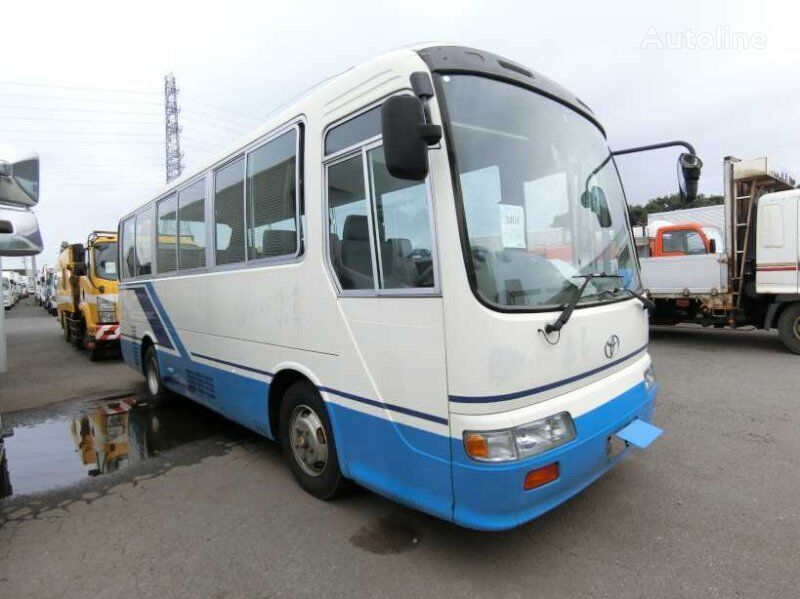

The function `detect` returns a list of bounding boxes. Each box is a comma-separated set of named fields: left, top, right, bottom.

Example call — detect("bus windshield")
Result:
left=440, top=74, right=640, bottom=310
left=93, top=242, right=119, bottom=281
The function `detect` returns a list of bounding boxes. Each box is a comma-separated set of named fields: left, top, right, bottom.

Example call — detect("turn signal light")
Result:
left=464, top=433, right=489, bottom=459
left=524, top=462, right=559, bottom=490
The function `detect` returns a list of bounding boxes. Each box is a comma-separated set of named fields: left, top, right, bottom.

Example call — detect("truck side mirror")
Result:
left=381, top=95, right=433, bottom=181
left=708, top=238, right=717, bottom=254
left=678, top=153, right=702, bottom=201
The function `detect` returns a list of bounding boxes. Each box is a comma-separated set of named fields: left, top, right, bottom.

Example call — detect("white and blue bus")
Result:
left=118, top=45, right=688, bottom=530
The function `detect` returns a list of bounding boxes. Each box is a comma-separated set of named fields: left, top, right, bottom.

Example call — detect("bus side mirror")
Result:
left=678, top=153, right=702, bottom=201
left=708, top=238, right=717, bottom=254
left=0, top=205, right=43, bottom=256
left=0, top=148, right=40, bottom=207
left=381, top=95, right=433, bottom=181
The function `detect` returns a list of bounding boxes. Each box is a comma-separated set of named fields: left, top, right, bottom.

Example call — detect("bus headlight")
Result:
left=97, top=297, right=116, bottom=323
left=464, top=412, right=576, bottom=463
left=644, top=364, right=656, bottom=392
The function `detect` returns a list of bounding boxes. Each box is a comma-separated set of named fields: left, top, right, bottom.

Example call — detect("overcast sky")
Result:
left=2, top=0, right=798, bottom=269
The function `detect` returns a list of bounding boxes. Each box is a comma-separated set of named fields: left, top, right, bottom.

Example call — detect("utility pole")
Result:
left=164, top=73, right=184, bottom=184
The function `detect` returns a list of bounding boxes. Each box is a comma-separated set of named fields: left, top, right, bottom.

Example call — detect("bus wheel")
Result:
left=778, top=303, right=800, bottom=355
left=279, top=381, right=345, bottom=500
left=143, top=346, right=171, bottom=405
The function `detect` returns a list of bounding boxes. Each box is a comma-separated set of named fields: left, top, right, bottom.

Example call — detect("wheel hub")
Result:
left=289, top=405, right=328, bottom=477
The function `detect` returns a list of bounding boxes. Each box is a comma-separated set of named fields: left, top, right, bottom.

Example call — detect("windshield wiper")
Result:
left=544, top=272, right=621, bottom=334
left=615, top=286, right=656, bottom=311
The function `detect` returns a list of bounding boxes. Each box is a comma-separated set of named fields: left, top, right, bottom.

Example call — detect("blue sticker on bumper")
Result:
left=615, top=418, right=662, bottom=449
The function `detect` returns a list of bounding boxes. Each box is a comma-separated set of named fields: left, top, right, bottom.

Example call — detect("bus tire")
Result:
left=777, top=303, right=800, bottom=355
left=143, top=345, right=171, bottom=405
left=279, top=381, right=345, bottom=500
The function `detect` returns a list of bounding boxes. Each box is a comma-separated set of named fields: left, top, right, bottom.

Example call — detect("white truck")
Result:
left=639, top=156, right=800, bottom=353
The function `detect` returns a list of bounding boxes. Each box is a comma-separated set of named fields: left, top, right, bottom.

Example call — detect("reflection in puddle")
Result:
left=0, top=396, right=243, bottom=499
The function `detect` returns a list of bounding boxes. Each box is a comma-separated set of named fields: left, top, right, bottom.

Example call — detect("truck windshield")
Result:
left=440, top=74, right=640, bottom=310
left=94, top=242, right=118, bottom=281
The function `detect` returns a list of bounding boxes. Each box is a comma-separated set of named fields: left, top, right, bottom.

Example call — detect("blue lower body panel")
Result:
left=122, top=335, right=657, bottom=531
left=450, top=382, right=657, bottom=531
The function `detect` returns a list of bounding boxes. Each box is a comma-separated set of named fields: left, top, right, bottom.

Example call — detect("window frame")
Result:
left=175, top=175, right=210, bottom=273
left=212, top=154, right=247, bottom=268
left=322, top=95, right=441, bottom=298
left=155, top=193, right=178, bottom=275
left=244, top=125, right=302, bottom=266
left=118, top=117, right=305, bottom=282
left=134, top=205, right=155, bottom=278
left=119, top=216, right=137, bottom=281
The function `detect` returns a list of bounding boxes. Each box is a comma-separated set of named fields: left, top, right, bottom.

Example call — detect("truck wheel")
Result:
left=778, top=303, right=800, bottom=355
left=62, top=315, right=72, bottom=343
left=89, top=344, right=104, bottom=362
left=71, top=321, right=84, bottom=350
left=143, top=346, right=171, bottom=405
left=279, top=381, right=345, bottom=500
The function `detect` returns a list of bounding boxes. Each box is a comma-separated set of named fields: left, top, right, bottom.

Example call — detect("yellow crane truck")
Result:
left=56, top=231, right=120, bottom=360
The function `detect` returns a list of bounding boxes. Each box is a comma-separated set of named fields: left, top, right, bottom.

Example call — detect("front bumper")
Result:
left=451, top=381, right=658, bottom=530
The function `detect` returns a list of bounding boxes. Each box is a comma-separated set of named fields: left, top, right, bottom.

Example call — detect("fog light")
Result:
left=524, top=462, right=559, bottom=490
left=644, top=364, right=656, bottom=392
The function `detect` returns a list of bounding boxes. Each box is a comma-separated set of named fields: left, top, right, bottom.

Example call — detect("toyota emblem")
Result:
left=604, top=335, right=620, bottom=359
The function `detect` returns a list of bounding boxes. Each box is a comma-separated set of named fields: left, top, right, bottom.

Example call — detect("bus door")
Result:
left=325, top=142, right=452, bottom=518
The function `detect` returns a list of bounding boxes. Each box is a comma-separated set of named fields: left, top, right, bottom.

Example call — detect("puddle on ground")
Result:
left=0, top=395, right=249, bottom=499
left=350, top=516, right=420, bottom=554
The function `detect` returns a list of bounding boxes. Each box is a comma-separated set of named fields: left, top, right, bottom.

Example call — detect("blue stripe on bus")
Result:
left=191, top=352, right=276, bottom=377
left=143, top=282, right=188, bottom=358
left=319, top=386, right=449, bottom=426
left=448, top=343, right=649, bottom=404
left=131, top=287, right=174, bottom=350
left=191, top=352, right=447, bottom=425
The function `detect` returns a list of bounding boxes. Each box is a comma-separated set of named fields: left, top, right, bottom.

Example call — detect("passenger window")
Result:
left=215, top=157, right=245, bottom=265
left=367, top=146, right=434, bottom=288
left=178, top=180, right=207, bottom=270
left=156, top=195, right=178, bottom=273
left=325, top=106, right=381, bottom=155
left=685, top=231, right=706, bottom=254
left=327, top=155, right=374, bottom=290
left=135, top=208, right=154, bottom=276
left=121, top=218, right=136, bottom=279
left=246, top=129, right=298, bottom=260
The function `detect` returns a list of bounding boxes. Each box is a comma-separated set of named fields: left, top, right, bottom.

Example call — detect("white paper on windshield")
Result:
left=104, top=262, right=117, bottom=274
left=500, top=204, right=526, bottom=248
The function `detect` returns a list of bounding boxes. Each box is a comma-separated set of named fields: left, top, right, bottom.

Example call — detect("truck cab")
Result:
left=650, top=223, right=715, bottom=257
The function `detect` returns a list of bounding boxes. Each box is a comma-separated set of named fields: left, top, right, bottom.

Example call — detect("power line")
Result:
left=182, top=107, right=258, bottom=130
left=181, top=96, right=263, bottom=122
left=0, top=91, right=163, bottom=107
left=0, top=80, right=160, bottom=96
left=0, top=104, right=161, bottom=116
left=5, top=138, right=164, bottom=145
left=0, top=81, right=264, bottom=122
left=181, top=114, right=247, bottom=135
left=0, top=114, right=164, bottom=126
left=0, top=128, right=164, bottom=138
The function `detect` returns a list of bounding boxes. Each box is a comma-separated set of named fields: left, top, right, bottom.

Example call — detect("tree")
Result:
left=628, top=193, right=723, bottom=225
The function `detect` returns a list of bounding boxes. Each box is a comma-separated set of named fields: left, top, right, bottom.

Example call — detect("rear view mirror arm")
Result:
left=612, top=140, right=696, bottom=157
left=410, top=72, right=442, bottom=146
